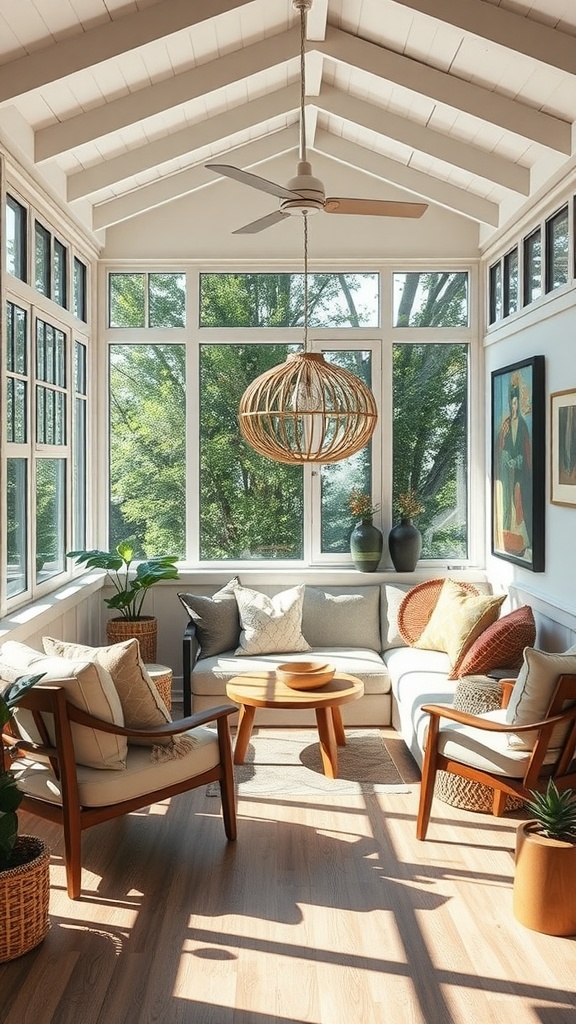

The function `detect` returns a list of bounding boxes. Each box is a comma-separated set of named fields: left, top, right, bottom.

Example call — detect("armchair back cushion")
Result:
left=506, top=647, right=576, bottom=749
left=0, top=641, right=126, bottom=769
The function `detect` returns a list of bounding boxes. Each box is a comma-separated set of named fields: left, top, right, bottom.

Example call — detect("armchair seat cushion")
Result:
left=13, top=725, right=220, bottom=808
left=436, top=708, right=559, bottom=776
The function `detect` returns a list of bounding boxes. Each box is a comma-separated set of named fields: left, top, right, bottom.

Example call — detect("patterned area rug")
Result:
left=207, top=729, right=414, bottom=796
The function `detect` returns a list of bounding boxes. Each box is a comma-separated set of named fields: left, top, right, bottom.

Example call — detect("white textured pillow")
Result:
left=0, top=640, right=126, bottom=769
left=505, top=647, right=576, bottom=750
left=233, top=583, right=310, bottom=656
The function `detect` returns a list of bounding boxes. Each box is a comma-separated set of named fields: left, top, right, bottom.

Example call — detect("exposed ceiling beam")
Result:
left=318, top=87, right=530, bottom=194
left=317, top=130, right=499, bottom=225
left=67, top=86, right=301, bottom=200
left=306, top=0, right=328, bottom=41
left=318, top=27, right=572, bottom=154
left=0, top=0, right=256, bottom=105
left=92, top=126, right=299, bottom=229
left=393, top=0, right=576, bottom=77
left=35, top=28, right=299, bottom=162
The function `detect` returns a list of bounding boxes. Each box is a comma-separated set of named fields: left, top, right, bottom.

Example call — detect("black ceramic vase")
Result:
left=350, top=518, right=383, bottom=573
left=388, top=517, right=422, bottom=572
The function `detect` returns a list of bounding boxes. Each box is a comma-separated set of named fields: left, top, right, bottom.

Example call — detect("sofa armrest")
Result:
left=182, top=620, right=200, bottom=717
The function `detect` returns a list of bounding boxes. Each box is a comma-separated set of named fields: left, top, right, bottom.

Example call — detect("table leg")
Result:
left=233, top=703, right=256, bottom=764
left=331, top=706, right=346, bottom=747
left=315, top=707, right=338, bottom=778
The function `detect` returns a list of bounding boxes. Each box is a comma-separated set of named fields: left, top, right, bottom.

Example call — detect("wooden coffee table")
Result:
left=226, top=671, right=364, bottom=779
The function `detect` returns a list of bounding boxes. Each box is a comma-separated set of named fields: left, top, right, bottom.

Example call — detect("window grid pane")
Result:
left=6, top=195, right=27, bottom=281
left=35, top=222, right=51, bottom=296
left=7, top=459, right=28, bottom=597
left=546, top=207, right=569, bottom=292
left=35, top=458, right=66, bottom=583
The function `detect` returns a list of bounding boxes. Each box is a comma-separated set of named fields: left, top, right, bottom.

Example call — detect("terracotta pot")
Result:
left=513, top=821, right=576, bottom=935
left=106, top=615, right=158, bottom=663
left=0, top=835, right=50, bottom=962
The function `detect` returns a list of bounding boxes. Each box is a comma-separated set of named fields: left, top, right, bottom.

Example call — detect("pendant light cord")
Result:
left=303, top=212, right=309, bottom=351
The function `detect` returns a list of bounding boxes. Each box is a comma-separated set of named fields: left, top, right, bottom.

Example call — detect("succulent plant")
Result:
left=525, top=780, right=576, bottom=842
left=0, top=673, right=45, bottom=869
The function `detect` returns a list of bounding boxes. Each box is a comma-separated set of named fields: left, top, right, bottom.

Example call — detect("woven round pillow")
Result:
left=397, top=578, right=480, bottom=646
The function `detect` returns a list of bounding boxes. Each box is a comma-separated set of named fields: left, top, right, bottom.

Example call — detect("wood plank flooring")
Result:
left=2, top=727, right=576, bottom=1024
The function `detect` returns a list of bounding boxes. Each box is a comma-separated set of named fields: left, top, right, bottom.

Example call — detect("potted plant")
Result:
left=1, top=672, right=50, bottom=962
left=513, top=780, right=576, bottom=936
left=388, top=488, right=425, bottom=572
left=67, top=540, right=180, bottom=663
left=348, top=489, right=383, bottom=573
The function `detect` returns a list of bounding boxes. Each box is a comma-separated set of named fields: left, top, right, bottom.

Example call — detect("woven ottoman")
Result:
left=435, top=674, right=523, bottom=813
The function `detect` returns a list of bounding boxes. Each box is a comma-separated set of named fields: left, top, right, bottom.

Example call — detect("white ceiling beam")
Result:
left=35, top=29, right=299, bottom=162
left=318, top=87, right=530, bottom=194
left=0, top=0, right=256, bottom=105
left=318, top=27, right=572, bottom=154
left=67, top=86, right=300, bottom=200
left=393, top=0, right=576, bottom=77
left=306, top=0, right=328, bottom=41
left=92, top=126, right=299, bottom=229
left=316, top=130, right=499, bottom=225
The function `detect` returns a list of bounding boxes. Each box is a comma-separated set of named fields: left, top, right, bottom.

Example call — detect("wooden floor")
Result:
left=2, top=727, right=576, bottom=1024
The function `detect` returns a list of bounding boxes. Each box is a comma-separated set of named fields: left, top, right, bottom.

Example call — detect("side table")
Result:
left=145, top=663, right=173, bottom=712
left=435, top=674, right=523, bottom=813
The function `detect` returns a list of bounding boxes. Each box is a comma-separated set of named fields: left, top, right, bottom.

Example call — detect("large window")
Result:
left=106, top=268, right=471, bottom=566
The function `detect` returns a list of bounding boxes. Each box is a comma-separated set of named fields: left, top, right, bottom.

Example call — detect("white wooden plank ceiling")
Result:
left=0, top=0, right=575, bottom=239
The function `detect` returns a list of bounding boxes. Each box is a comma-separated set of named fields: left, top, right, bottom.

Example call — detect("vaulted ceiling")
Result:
left=1, top=0, right=575, bottom=257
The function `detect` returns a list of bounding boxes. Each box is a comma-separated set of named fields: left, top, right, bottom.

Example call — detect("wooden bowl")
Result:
left=276, top=661, right=335, bottom=690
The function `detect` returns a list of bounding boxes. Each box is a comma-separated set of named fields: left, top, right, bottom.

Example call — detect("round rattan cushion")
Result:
left=435, top=675, right=524, bottom=813
left=397, top=579, right=480, bottom=646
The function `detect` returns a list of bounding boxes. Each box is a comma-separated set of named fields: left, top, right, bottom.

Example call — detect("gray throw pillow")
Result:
left=178, top=578, right=240, bottom=659
left=302, top=586, right=381, bottom=652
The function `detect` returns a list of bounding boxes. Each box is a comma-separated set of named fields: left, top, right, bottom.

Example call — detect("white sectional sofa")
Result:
left=180, top=578, right=498, bottom=765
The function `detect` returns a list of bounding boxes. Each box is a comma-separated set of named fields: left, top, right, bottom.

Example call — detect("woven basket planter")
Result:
left=106, top=616, right=158, bottom=663
left=0, top=835, right=50, bottom=963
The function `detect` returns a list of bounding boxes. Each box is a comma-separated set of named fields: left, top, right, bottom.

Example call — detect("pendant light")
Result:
left=237, top=2, right=378, bottom=465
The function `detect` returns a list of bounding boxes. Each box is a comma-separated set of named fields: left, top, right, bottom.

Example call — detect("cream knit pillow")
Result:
left=233, top=583, right=310, bottom=656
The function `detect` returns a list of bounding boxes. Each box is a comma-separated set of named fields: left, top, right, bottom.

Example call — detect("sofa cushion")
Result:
left=233, top=583, right=310, bottom=656
left=0, top=641, right=126, bottom=769
left=191, top=648, right=390, bottom=696
left=42, top=636, right=171, bottom=742
left=415, top=579, right=505, bottom=672
left=383, top=646, right=456, bottom=764
left=178, top=578, right=240, bottom=659
left=302, top=586, right=381, bottom=652
left=381, top=584, right=411, bottom=651
left=505, top=647, right=576, bottom=749
left=450, top=605, right=536, bottom=680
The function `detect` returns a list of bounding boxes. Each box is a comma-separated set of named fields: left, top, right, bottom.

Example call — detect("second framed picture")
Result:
left=491, top=355, right=545, bottom=572
left=550, top=388, right=576, bottom=507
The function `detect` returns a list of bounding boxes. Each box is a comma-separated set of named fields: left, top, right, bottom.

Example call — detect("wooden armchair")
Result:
left=2, top=686, right=237, bottom=898
left=417, top=673, right=576, bottom=840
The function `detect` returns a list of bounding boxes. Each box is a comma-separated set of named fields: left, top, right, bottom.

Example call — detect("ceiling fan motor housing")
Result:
left=282, top=161, right=325, bottom=215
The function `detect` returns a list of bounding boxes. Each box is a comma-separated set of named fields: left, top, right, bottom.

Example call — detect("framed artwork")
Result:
left=491, top=355, right=545, bottom=572
left=550, top=388, right=576, bottom=507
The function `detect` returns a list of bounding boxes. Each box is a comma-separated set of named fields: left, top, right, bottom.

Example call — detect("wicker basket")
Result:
left=144, top=664, right=173, bottom=711
left=0, top=835, right=50, bottom=963
left=435, top=675, right=524, bottom=813
left=398, top=578, right=480, bottom=646
left=106, top=616, right=158, bottom=663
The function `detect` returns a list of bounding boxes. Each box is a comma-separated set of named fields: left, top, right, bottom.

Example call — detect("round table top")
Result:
left=226, top=671, right=364, bottom=710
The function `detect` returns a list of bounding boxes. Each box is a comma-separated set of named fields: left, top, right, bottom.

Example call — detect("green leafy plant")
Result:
left=0, top=674, right=45, bottom=869
left=67, top=541, right=180, bottom=620
left=348, top=488, right=380, bottom=520
left=525, top=780, right=576, bottom=842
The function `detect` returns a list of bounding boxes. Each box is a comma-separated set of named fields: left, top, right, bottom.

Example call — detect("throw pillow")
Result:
left=302, top=586, right=381, bottom=652
left=415, top=578, right=505, bottom=672
left=233, top=583, right=310, bottom=656
left=0, top=640, right=126, bottom=769
left=450, top=605, right=536, bottom=680
left=177, top=578, right=240, bottom=659
left=42, top=636, right=171, bottom=742
left=506, top=647, right=576, bottom=750
left=381, top=584, right=411, bottom=650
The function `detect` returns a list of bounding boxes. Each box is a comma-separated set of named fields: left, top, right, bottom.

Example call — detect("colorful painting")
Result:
left=491, top=356, right=545, bottom=571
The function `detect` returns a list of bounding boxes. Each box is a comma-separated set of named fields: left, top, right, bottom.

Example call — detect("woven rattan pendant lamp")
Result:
left=237, top=2, right=377, bottom=465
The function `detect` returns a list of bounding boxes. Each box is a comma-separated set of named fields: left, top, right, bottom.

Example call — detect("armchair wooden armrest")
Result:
left=420, top=702, right=576, bottom=733
left=66, top=702, right=237, bottom=738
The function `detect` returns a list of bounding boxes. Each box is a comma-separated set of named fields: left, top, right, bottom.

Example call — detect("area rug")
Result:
left=207, top=729, right=414, bottom=796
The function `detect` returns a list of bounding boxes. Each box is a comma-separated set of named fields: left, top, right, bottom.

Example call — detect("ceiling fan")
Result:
left=206, top=0, right=428, bottom=235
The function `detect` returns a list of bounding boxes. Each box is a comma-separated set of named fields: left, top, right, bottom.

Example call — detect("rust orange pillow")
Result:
left=450, top=605, right=536, bottom=680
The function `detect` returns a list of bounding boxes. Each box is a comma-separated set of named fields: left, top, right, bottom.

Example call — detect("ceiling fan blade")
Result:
left=206, top=163, right=300, bottom=201
left=233, top=210, right=291, bottom=235
left=324, top=198, right=428, bottom=218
